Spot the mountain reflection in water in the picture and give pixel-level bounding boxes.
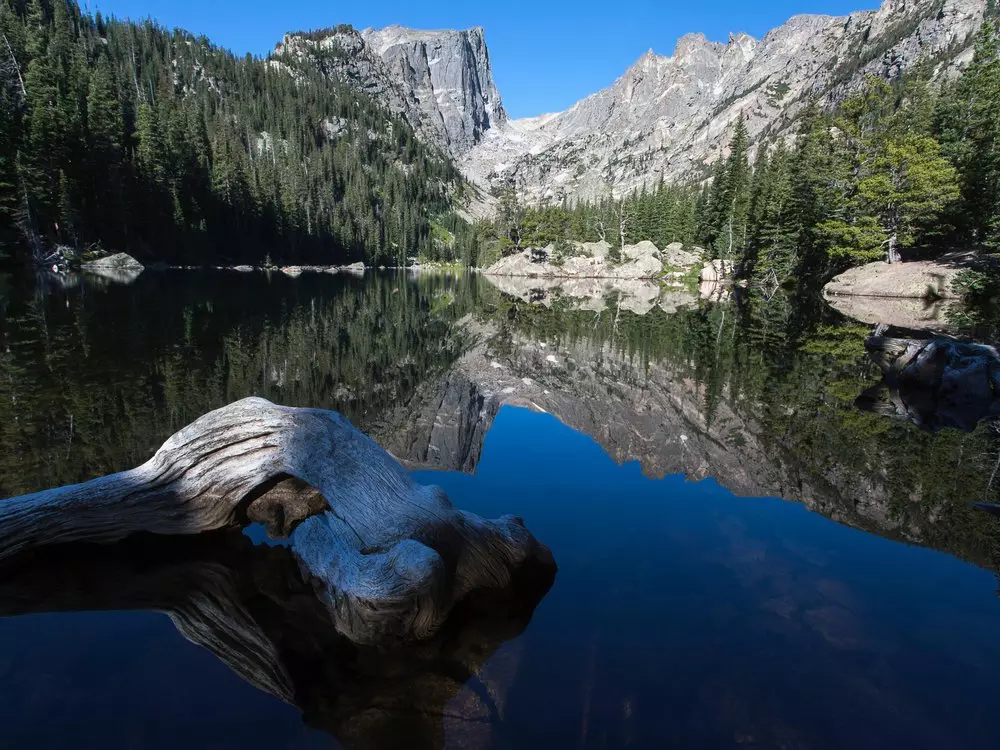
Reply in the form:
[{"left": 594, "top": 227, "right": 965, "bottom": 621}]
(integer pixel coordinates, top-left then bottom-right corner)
[{"left": 1, "top": 269, "right": 999, "bottom": 748}]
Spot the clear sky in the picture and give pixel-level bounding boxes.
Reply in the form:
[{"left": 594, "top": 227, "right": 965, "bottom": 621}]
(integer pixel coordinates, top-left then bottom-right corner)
[{"left": 85, "top": 0, "right": 878, "bottom": 118}]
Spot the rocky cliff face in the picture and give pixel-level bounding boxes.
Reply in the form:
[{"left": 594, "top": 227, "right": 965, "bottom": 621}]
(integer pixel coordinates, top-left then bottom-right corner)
[
  {"left": 278, "top": 0, "right": 987, "bottom": 204},
  {"left": 460, "top": 0, "right": 989, "bottom": 203},
  {"left": 273, "top": 25, "right": 505, "bottom": 160}
]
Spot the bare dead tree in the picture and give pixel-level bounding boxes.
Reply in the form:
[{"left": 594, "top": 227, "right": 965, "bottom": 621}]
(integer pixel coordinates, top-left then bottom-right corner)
[
  {"left": 985, "top": 420, "right": 1000, "bottom": 504},
  {"left": 128, "top": 27, "right": 143, "bottom": 101},
  {"left": 1, "top": 32, "right": 26, "bottom": 98},
  {"left": 616, "top": 198, "right": 630, "bottom": 254}
]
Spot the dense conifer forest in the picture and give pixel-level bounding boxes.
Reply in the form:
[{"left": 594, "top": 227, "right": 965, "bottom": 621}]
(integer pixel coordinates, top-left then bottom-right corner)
[
  {"left": 1, "top": 0, "right": 998, "bottom": 286},
  {"left": 484, "top": 20, "right": 1000, "bottom": 290},
  {"left": 0, "top": 0, "right": 467, "bottom": 267}
]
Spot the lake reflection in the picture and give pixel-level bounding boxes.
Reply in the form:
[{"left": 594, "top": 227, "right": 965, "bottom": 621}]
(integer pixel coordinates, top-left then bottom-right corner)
[{"left": 1, "top": 269, "right": 999, "bottom": 748}]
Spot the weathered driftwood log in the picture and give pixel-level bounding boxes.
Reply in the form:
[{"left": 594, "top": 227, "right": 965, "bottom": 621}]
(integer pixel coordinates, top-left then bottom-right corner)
[
  {"left": 857, "top": 336, "right": 1000, "bottom": 431},
  {"left": 0, "top": 397, "right": 554, "bottom": 644},
  {"left": 0, "top": 533, "right": 554, "bottom": 749}
]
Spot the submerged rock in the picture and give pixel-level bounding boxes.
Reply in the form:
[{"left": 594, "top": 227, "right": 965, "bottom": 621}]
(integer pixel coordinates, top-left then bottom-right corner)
[{"left": 857, "top": 335, "right": 1000, "bottom": 431}]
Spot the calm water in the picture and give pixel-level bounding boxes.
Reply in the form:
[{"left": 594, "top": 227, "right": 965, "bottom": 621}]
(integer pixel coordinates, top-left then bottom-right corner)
[{"left": 1, "top": 269, "right": 999, "bottom": 749}]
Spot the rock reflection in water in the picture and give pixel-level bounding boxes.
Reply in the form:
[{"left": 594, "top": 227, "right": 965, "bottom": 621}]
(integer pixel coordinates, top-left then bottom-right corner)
[
  {"left": 857, "top": 335, "right": 1000, "bottom": 432},
  {"left": 483, "top": 274, "right": 697, "bottom": 316},
  {"left": 0, "top": 531, "right": 554, "bottom": 750}
]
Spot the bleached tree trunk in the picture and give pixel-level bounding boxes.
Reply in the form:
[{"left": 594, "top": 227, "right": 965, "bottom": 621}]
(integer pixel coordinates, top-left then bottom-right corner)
[
  {"left": 1, "top": 32, "right": 26, "bottom": 97},
  {"left": 0, "top": 398, "right": 554, "bottom": 644}
]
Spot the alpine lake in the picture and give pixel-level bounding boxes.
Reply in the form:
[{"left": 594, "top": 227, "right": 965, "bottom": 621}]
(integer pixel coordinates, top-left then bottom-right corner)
[{"left": 1, "top": 268, "right": 999, "bottom": 750}]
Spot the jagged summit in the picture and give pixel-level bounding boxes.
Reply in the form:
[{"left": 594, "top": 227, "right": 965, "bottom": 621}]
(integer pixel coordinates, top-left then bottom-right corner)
[
  {"left": 281, "top": 0, "right": 989, "bottom": 205},
  {"left": 275, "top": 24, "right": 505, "bottom": 159}
]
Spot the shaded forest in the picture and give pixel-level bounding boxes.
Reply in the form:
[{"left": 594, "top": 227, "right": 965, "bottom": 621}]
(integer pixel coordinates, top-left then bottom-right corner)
[{"left": 0, "top": 0, "right": 467, "bottom": 267}]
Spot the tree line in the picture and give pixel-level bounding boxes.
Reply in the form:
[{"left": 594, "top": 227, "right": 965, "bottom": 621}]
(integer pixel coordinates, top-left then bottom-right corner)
[
  {"left": 483, "top": 20, "right": 1000, "bottom": 284},
  {"left": 0, "top": 0, "right": 468, "bottom": 267}
]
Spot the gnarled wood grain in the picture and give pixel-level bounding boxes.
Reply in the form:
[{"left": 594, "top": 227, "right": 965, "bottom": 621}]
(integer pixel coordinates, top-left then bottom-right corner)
[
  {"left": 0, "top": 397, "right": 554, "bottom": 644},
  {"left": 0, "top": 533, "right": 554, "bottom": 749}
]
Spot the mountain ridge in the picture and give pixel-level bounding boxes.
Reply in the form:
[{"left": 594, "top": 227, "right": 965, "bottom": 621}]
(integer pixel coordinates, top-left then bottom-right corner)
[{"left": 278, "top": 0, "right": 989, "bottom": 205}]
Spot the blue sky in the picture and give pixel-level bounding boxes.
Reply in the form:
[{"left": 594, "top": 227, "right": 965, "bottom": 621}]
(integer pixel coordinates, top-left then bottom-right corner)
[{"left": 87, "top": 0, "right": 877, "bottom": 118}]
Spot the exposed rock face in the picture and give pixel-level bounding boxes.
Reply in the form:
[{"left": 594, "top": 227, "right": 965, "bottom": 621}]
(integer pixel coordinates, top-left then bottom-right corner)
[
  {"left": 294, "top": 1, "right": 987, "bottom": 204},
  {"left": 361, "top": 26, "right": 506, "bottom": 155},
  {"left": 274, "top": 25, "right": 505, "bottom": 159},
  {"left": 823, "top": 256, "right": 965, "bottom": 299},
  {"left": 700, "top": 259, "right": 736, "bottom": 283},
  {"left": 460, "top": 0, "right": 987, "bottom": 203},
  {"left": 485, "top": 240, "right": 690, "bottom": 280}
]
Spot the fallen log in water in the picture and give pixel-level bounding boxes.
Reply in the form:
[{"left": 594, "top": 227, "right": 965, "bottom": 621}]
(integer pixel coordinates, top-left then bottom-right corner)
[
  {"left": 0, "top": 397, "right": 554, "bottom": 644},
  {"left": 857, "top": 336, "right": 1000, "bottom": 432},
  {"left": 0, "top": 532, "right": 554, "bottom": 749}
]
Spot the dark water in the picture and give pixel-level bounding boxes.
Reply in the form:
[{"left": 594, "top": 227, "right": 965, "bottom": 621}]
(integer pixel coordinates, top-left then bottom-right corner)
[{"left": 1, "top": 270, "right": 999, "bottom": 749}]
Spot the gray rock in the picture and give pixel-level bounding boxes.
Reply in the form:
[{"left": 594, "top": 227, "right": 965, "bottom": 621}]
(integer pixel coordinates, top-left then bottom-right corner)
[
  {"left": 485, "top": 240, "right": 665, "bottom": 279},
  {"left": 700, "top": 259, "right": 736, "bottom": 283},
  {"left": 275, "top": 25, "right": 504, "bottom": 160},
  {"left": 81, "top": 252, "right": 144, "bottom": 271},
  {"left": 663, "top": 242, "right": 703, "bottom": 268}
]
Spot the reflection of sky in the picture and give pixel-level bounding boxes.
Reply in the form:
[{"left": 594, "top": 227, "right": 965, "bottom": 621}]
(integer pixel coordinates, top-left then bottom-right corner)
[
  {"left": 1, "top": 405, "right": 999, "bottom": 748},
  {"left": 417, "top": 407, "right": 1000, "bottom": 749}
]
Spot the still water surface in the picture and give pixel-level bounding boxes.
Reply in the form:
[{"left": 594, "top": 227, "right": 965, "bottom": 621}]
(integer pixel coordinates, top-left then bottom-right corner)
[{"left": 0, "top": 270, "right": 999, "bottom": 748}]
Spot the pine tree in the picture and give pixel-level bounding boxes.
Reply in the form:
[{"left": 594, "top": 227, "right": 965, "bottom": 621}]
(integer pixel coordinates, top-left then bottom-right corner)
[{"left": 936, "top": 20, "right": 1000, "bottom": 247}]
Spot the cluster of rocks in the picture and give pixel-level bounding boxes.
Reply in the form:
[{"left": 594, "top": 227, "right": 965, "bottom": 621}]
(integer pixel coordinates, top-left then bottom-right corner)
[{"left": 484, "top": 240, "right": 704, "bottom": 280}]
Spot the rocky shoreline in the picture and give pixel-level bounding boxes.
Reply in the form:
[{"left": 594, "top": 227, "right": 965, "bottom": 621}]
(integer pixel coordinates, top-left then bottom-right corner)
[
  {"left": 483, "top": 240, "right": 705, "bottom": 280},
  {"left": 821, "top": 252, "right": 980, "bottom": 330}
]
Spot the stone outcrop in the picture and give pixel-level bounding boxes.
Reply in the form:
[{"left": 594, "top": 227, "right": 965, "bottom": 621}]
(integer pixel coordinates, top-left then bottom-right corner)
[
  {"left": 823, "top": 257, "right": 964, "bottom": 300},
  {"left": 81, "top": 252, "right": 144, "bottom": 271},
  {"left": 80, "top": 253, "right": 145, "bottom": 284},
  {"left": 699, "top": 259, "right": 736, "bottom": 283},
  {"left": 295, "top": 2, "right": 988, "bottom": 205},
  {"left": 274, "top": 25, "right": 505, "bottom": 159},
  {"left": 459, "top": 0, "right": 988, "bottom": 203},
  {"left": 484, "top": 240, "right": 696, "bottom": 280},
  {"left": 361, "top": 26, "right": 506, "bottom": 155}
]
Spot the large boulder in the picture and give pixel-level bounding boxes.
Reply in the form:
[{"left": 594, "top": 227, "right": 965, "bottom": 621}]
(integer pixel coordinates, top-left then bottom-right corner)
[
  {"left": 572, "top": 240, "right": 612, "bottom": 261},
  {"left": 622, "top": 240, "right": 662, "bottom": 262},
  {"left": 663, "top": 242, "right": 703, "bottom": 268},
  {"left": 824, "top": 258, "right": 962, "bottom": 299},
  {"left": 700, "top": 259, "right": 735, "bottom": 283},
  {"left": 81, "top": 252, "right": 144, "bottom": 271}
]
